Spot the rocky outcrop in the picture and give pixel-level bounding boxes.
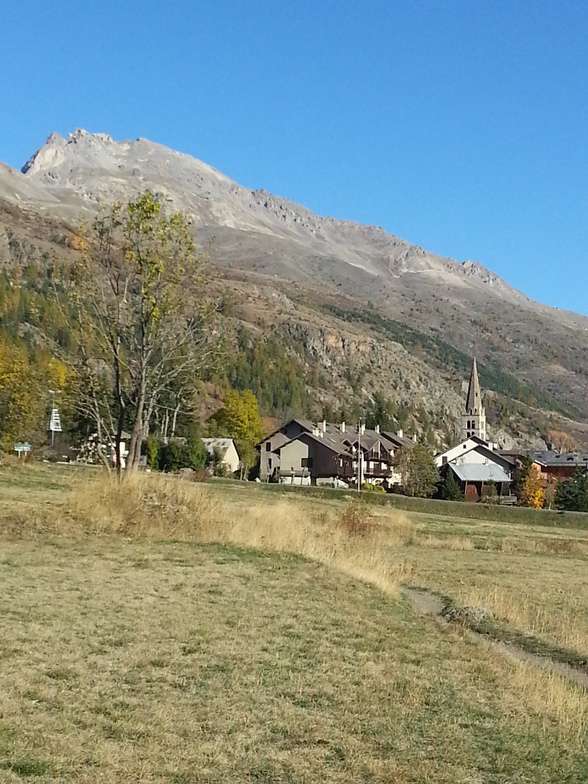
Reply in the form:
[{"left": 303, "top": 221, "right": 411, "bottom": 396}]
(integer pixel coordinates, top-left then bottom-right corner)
[{"left": 0, "top": 129, "right": 586, "bottom": 436}]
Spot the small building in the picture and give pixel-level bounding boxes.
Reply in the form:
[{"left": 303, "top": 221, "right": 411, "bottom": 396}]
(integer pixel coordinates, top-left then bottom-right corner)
[
  {"left": 436, "top": 437, "right": 514, "bottom": 502},
  {"left": 531, "top": 451, "right": 588, "bottom": 483},
  {"left": 201, "top": 438, "right": 240, "bottom": 475}
]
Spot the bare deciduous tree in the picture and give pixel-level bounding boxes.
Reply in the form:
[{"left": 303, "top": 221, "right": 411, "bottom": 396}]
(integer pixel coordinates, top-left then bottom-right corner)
[{"left": 69, "top": 191, "right": 215, "bottom": 478}]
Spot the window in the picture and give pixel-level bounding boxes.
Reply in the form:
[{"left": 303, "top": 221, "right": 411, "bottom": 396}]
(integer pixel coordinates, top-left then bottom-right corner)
[
  {"left": 265, "top": 442, "right": 271, "bottom": 452},
  {"left": 268, "top": 458, "right": 272, "bottom": 469},
  {"left": 301, "top": 457, "right": 314, "bottom": 469}
]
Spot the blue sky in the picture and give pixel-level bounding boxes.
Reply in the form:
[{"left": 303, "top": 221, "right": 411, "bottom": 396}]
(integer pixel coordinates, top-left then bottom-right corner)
[{"left": 1, "top": 0, "right": 587, "bottom": 315}]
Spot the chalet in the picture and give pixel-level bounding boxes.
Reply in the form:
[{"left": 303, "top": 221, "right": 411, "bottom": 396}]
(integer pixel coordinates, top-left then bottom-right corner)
[
  {"left": 531, "top": 451, "right": 588, "bottom": 482},
  {"left": 341, "top": 425, "right": 405, "bottom": 487},
  {"left": 258, "top": 419, "right": 408, "bottom": 487},
  {"left": 278, "top": 426, "right": 353, "bottom": 486},
  {"left": 497, "top": 450, "right": 588, "bottom": 488},
  {"left": 258, "top": 417, "right": 315, "bottom": 482}
]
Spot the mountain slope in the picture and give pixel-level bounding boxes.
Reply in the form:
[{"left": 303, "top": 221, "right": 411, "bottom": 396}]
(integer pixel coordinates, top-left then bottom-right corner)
[{"left": 1, "top": 129, "right": 587, "bottom": 441}]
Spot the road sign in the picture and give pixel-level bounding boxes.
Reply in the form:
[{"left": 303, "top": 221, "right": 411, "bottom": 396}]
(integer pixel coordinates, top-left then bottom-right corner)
[{"left": 14, "top": 443, "right": 31, "bottom": 458}]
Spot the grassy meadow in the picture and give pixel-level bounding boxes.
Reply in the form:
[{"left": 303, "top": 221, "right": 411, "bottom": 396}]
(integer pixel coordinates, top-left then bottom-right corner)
[{"left": 1, "top": 461, "right": 587, "bottom": 782}]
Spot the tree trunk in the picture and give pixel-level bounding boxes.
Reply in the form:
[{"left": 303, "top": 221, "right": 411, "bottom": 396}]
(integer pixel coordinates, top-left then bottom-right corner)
[
  {"left": 171, "top": 401, "right": 181, "bottom": 438},
  {"left": 161, "top": 409, "right": 169, "bottom": 441},
  {"left": 94, "top": 415, "right": 111, "bottom": 476},
  {"left": 125, "top": 375, "right": 147, "bottom": 477}
]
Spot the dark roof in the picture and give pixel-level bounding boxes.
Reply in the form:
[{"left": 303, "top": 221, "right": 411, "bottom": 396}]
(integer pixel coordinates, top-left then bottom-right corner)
[
  {"left": 260, "top": 418, "right": 406, "bottom": 453},
  {"left": 272, "top": 422, "right": 406, "bottom": 459},
  {"left": 257, "top": 416, "right": 315, "bottom": 446},
  {"left": 531, "top": 451, "right": 588, "bottom": 468},
  {"left": 470, "top": 435, "right": 490, "bottom": 446},
  {"left": 382, "top": 431, "right": 413, "bottom": 448},
  {"left": 276, "top": 429, "right": 350, "bottom": 457},
  {"left": 291, "top": 417, "right": 316, "bottom": 431}
]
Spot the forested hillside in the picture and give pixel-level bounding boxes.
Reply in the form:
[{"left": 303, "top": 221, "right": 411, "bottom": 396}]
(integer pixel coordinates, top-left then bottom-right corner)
[
  {"left": 1, "top": 128, "right": 587, "bottom": 452},
  {"left": 1, "top": 233, "right": 584, "bottom": 456}
]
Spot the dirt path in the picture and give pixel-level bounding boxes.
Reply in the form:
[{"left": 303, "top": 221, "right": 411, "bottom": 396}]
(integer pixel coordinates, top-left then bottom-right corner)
[{"left": 402, "top": 586, "right": 588, "bottom": 690}]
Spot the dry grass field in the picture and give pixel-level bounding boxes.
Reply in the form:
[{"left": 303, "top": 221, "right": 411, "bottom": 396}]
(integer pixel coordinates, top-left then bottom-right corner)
[{"left": 1, "top": 462, "right": 587, "bottom": 782}]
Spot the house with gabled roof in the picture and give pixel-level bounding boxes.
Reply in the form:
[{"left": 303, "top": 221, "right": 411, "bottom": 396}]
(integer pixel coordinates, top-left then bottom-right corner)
[
  {"left": 530, "top": 451, "right": 588, "bottom": 482},
  {"left": 258, "top": 419, "right": 407, "bottom": 487},
  {"left": 258, "top": 417, "right": 315, "bottom": 482},
  {"left": 201, "top": 437, "right": 240, "bottom": 475},
  {"left": 435, "top": 436, "right": 514, "bottom": 502},
  {"left": 277, "top": 426, "right": 354, "bottom": 486}
]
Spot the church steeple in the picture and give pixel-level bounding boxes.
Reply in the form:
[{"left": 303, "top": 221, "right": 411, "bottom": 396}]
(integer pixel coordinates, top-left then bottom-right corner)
[
  {"left": 465, "top": 357, "right": 482, "bottom": 415},
  {"left": 462, "top": 357, "right": 486, "bottom": 442}
]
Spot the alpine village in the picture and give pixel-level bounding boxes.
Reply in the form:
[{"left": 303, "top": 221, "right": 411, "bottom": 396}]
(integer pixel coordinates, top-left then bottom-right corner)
[{"left": 1, "top": 131, "right": 587, "bottom": 515}]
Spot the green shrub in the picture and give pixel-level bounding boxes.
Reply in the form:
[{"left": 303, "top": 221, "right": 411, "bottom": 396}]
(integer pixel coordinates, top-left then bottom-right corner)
[{"left": 361, "top": 482, "right": 387, "bottom": 493}]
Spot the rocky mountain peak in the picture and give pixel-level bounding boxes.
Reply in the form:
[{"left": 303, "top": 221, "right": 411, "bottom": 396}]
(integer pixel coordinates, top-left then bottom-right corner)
[
  {"left": 6, "top": 128, "right": 588, "bottom": 331},
  {"left": 21, "top": 131, "right": 65, "bottom": 174},
  {"left": 2, "top": 127, "right": 588, "bottom": 435},
  {"left": 21, "top": 128, "right": 121, "bottom": 176}
]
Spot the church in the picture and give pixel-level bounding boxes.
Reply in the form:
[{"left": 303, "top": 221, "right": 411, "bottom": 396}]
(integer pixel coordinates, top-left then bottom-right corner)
[
  {"left": 435, "top": 358, "right": 514, "bottom": 502},
  {"left": 462, "top": 357, "right": 486, "bottom": 442}
]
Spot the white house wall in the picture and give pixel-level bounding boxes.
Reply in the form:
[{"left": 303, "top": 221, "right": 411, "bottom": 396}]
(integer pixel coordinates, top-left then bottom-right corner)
[
  {"left": 435, "top": 439, "right": 483, "bottom": 467},
  {"left": 224, "top": 443, "right": 241, "bottom": 474},
  {"left": 436, "top": 441, "right": 512, "bottom": 476}
]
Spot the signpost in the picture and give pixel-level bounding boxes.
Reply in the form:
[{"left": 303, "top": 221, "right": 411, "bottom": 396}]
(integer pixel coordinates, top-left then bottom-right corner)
[{"left": 14, "top": 443, "right": 31, "bottom": 459}]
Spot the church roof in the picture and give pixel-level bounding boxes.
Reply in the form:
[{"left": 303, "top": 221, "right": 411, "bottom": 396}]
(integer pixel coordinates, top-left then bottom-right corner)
[
  {"left": 465, "top": 357, "right": 483, "bottom": 415},
  {"left": 449, "top": 463, "right": 511, "bottom": 484}
]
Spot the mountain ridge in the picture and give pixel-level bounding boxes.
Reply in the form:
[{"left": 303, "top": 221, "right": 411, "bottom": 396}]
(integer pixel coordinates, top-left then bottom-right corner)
[
  {"left": 1, "top": 129, "right": 587, "bottom": 442},
  {"left": 11, "top": 129, "right": 586, "bottom": 324}
]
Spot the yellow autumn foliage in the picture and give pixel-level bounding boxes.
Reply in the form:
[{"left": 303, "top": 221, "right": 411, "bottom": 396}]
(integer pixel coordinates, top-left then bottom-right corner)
[
  {"left": 0, "top": 340, "right": 75, "bottom": 452},
  {"left": 521, "top": 463, "right": 546, "bottom": 509}
]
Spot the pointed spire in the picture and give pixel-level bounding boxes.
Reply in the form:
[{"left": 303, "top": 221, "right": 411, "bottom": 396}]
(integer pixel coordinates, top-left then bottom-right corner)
[{"left": 465, "top": 357, "right": 482, "bottom": 415}]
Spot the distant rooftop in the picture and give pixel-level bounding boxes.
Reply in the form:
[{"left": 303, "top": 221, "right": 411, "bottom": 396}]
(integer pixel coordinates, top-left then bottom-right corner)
[{"left": 531, "top": 451, "right": 588, "bottom": 467}]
